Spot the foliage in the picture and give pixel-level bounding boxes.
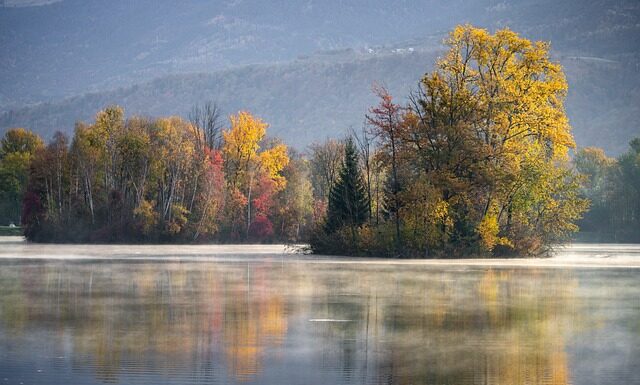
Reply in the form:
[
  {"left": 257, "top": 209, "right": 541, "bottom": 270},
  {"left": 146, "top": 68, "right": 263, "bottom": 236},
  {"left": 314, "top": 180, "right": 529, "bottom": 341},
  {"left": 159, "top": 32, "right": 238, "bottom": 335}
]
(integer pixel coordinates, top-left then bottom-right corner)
[
  {"left": 366, "top": 86, "right": 404, "bottom": 247},
  {"left": 575, "top": 139, "right": 640, "bottom": 242},
  {"left": 9, "top": 24, "right": 630, "bottom": 256},
  {"left": 308, "top": 140, "right": 344, "bottom": 198},
  {"left": 2, "top": 0, "right": 638, "bottom": 160},
  {"left": 273, "top": 153, "right": 314, "bottom": 242},
  {"left": 323, "top": 138, "right": 370, "bottom": 242},
  {"left": 20, "top": 107, "right": 298, "bottom": 243},
  {"left": 310, "top": 25, "right": 589, "bottom": 257},
  {"left": 0, "top": 128, "right": 44, "bottom": 225},
  {"left": 220, "top": 112, "right": 290, "bottom": 241}
]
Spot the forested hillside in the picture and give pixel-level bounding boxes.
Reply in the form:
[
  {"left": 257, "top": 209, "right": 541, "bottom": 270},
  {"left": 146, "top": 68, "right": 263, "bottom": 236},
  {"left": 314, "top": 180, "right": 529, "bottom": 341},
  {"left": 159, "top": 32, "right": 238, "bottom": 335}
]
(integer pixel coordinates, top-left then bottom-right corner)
[
  {"left": 1, "top": 0, "right": 638, "bottom": 153},
  {"left": 0, "top": 49, "right": 438, "bottom": 148},
  {"left": 2, "top": 0, "right": 637, "bottom": 107},
  {"left": 1, "top": 48, "right": 638, "bottom": 153}
]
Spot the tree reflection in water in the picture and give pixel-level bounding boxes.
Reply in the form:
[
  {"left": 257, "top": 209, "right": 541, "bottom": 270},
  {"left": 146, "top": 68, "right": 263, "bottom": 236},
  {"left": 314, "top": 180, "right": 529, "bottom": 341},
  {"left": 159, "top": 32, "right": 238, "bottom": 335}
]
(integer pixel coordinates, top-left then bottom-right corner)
[{"left": 0, "top": 261, "right": 638, "bottom": 384}]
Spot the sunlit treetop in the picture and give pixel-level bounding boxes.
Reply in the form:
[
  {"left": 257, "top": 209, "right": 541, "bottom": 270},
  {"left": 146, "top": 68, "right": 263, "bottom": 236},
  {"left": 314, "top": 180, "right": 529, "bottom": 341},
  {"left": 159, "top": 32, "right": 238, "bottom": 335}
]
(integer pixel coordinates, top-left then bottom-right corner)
[
  {"left": 222, "top": 111, "right": 268, "bottom": 167},
  {"left": 430, "top": 24, "right": 573, "bottom": 160},
  {"left": 0, "top": 127, "right": 44, "bottom": 158}
]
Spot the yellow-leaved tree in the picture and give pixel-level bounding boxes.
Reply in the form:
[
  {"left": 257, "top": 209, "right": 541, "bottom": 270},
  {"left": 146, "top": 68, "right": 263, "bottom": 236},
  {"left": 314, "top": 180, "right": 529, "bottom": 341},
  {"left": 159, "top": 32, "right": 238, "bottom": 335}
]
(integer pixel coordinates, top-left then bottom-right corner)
[
  {"left": 397, "top": 25, "right": 588, "bottom": 256},
  {"left": 222, "top": 111, "right": 268, "bottom": 189},
  {"left": 221, "top": 111, "right": 289, "bottom": 239}
]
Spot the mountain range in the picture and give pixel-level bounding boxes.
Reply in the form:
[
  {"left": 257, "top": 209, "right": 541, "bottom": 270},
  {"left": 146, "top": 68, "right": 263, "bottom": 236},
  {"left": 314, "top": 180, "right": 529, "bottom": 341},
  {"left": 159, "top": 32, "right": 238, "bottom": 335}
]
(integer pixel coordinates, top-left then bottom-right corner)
[{"left": 1, "top": 0, "right": 638, "bottom": 153}]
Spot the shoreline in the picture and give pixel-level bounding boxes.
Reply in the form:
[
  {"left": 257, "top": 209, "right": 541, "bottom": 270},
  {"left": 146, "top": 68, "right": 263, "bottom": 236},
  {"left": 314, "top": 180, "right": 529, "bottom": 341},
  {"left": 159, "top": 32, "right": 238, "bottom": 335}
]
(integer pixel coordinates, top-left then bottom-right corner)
[{"left": 1, "top": 236, "right": 639, "bottom": 268}]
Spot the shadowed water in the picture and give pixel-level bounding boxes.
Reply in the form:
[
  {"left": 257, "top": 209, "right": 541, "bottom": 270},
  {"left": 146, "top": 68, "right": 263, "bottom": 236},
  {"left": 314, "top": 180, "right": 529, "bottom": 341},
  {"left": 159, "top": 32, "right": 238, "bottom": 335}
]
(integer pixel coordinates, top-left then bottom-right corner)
[{"left": 0, "top": 238, "right": 638, "bottom": 385}]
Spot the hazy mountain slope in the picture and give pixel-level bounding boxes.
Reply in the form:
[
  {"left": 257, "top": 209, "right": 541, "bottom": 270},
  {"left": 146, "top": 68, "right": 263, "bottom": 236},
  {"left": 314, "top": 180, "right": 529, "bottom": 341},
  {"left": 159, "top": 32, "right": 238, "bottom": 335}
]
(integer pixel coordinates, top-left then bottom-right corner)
[
  {"left": 1, "top": 0, "right": 638, "bottom": 153},
  {"left": 562, "top": 58, "right": 640, "bottom": 154},
  {"left": 0, "top": 0, "right": 477, "bottom": 107},
  {"left": 1, "top": 48, "right": 637, "bottom": 154},
  {"left": 2, "top": 0, "right": 62, "bottom": 6},
  {"left": 0, "top": 50, "right": 437, "bottom": 146},
  {"left": 1, "top": 0, "right": 638, "bottom": 108}
]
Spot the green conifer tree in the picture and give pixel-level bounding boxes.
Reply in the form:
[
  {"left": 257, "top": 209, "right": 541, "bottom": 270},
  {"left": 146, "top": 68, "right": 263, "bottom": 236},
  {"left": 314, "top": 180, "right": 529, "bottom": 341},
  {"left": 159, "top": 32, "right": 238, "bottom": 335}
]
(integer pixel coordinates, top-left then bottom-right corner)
[{"left": 325, "top": 138, "right": 370, "bottom": 234}]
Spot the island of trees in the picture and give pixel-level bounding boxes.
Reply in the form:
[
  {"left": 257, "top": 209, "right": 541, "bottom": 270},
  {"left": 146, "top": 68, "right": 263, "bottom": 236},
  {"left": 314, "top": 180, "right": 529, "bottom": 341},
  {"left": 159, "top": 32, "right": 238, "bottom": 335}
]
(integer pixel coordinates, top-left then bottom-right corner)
[{"left": 0, "top": 25, "right": 638, "bottom": 256}]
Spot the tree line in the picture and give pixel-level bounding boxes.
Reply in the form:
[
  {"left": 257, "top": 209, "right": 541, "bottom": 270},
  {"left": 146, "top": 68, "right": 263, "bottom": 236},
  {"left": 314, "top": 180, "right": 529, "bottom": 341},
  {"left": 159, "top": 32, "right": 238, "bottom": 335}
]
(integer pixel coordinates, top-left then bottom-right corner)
[
  {"left": 310, "top": 25, "right": 592, "bottom": 257},
  {"left": 10, "top": 106, "right": 313, "bottom": 243},
  {"left": 0, "top": 25, "right": 637, "bottom": 254},
  {"left": 574, "top": 141, "right": 640, "bottom": 242}
]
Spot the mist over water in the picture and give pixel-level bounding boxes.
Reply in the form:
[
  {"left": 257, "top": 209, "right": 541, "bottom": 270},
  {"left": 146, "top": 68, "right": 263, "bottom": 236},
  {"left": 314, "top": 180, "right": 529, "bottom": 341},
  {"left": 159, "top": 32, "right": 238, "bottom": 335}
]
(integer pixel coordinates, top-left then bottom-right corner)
[{"left": 0, "top": 238, "right": 638, "bottom": 384}]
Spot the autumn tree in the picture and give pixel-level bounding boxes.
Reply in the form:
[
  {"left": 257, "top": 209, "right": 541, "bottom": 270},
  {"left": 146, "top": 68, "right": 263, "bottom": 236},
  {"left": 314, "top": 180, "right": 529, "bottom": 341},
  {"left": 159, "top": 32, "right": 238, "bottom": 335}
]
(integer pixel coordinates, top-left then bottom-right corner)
[
  {"left": 221, "top": 111, "right": 289, "bottom": 240},
  {"left": 24, "top": 107, "right": 211, "bottom": 241},
  {"left": 22, "top": 132, "right": 70, "bottom": 240},
  {"left": 308, "top": 138, "right": 345, "bottom": 225},
  {"left": 19, "top": 106, "right": 304, "bottom": 243},
  {"left": 273, "top": 152, "right": 314, "bottom": 241},
  {"left": 575, "top": 139, "right": 640, "bottom": 242},
  {"left": 310, "top": 25, "right": 588, "bottom": 257},
  {"left": 1, "top": 128, "right": 44, "bottom": 155},
  {"left": 402, "top": 25, "right": 587, "bottom": 256},
  {"left": 349, "top": 125, "right": 377, "bottom": 222},
  {"left": 189, "top": 101, "right": 223, "bottom": 151},
  {"left": 574, "top": 147, "right": 615, "bottom": 235},
  {"left": 613, "top": 138, "right": 640, "bottom": 239},
  {"left": 0, "top": 128, "right": 44, "bottom": 225},
  {"left": 190, "top": 147, "right": 225, "bottom": 240},
  {"left": 308, "top": 139, "right": 344, "bottom": 202},
  {"left": 575, "top": 148, "right": 615, "bottom": 201},
  {"left": 366, "top": 86, "right": 404, "bottom": 246}
]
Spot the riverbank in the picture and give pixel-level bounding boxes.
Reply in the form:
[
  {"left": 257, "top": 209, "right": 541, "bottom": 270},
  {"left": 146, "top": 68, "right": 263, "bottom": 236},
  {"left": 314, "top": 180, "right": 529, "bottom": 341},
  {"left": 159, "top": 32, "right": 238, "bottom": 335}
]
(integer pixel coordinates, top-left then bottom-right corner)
[{"left": 1, "top": 236, "right": 639, "bottom": 268}]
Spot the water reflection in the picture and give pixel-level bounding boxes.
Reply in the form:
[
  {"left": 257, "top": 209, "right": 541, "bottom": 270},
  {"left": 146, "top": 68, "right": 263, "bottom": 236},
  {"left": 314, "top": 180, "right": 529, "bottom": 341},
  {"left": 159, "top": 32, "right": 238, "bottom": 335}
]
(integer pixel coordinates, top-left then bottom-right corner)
[{"left": 0, "top": 260, "right": 638, "bottom": 384}]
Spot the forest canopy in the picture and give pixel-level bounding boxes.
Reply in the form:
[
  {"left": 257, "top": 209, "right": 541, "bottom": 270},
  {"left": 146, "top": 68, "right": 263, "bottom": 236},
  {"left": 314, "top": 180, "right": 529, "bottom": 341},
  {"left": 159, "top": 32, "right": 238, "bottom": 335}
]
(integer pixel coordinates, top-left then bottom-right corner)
[
  {"left": 18, "top": 107, "right": 312, "bottom": 243},
  {"left": 1, "top": 25, "right": 637, "bottom": 256},
  {"left": 574, "top": 140, "right": 640, "bottom": 242},
  {"left": 311, "top": 25, "right": 590, "bottom": 257}
]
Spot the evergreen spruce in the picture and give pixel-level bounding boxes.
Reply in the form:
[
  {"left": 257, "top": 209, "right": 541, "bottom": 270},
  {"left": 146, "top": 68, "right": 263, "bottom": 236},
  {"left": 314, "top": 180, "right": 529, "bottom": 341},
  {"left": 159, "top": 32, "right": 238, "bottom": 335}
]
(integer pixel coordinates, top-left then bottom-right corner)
[{"left": 325, "top": 138, "right": 370, "bottom": 233}]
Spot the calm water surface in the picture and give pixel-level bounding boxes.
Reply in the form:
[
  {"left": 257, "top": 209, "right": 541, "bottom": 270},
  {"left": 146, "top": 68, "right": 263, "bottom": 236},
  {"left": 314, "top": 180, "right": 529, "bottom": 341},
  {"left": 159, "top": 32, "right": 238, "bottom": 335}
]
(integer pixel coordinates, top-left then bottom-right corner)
[{"left": 0, "top": 238, "right": 638, "bottom": 385}]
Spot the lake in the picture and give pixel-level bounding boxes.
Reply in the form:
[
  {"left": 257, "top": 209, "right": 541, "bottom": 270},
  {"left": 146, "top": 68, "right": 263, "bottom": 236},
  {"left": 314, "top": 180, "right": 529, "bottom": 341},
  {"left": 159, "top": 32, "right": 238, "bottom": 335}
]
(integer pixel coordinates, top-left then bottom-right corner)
[{"left": 0, "top": 237, "right": 638, "bottom": 385}]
